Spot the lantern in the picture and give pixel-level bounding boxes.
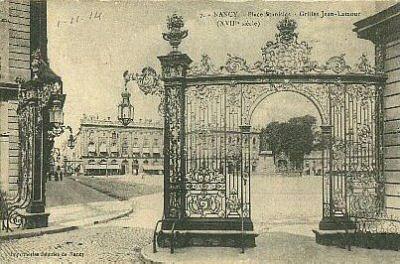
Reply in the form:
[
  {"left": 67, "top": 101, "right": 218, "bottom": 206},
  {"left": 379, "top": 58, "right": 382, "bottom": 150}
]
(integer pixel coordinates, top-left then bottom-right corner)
[
  {"left": 48, "top": 99, "right": 64, "bottom": 127},
  {"left": 67, "top": 134, "right": 75, "bottom": 149},
  {"left": 118, "top": 87, "right": 134, "bottom": 126}
]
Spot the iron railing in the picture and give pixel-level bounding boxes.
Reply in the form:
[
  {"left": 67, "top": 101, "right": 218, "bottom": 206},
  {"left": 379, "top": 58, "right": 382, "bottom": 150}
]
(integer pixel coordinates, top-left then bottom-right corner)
[{"left": 0, "top": 191, "right": 28, "bottom": 232}]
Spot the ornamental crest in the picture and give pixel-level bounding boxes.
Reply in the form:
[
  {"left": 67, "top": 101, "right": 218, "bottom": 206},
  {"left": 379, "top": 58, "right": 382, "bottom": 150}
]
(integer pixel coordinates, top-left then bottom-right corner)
[{"left": 261, "top": 17, "right": 315, "bottom": 74}]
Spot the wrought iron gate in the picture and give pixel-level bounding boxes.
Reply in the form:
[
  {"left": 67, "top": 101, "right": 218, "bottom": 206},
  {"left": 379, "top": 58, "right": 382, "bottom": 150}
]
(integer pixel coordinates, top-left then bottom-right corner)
[
  {"left": 129, "top": 15, "right": 386, "bottom": 248},
  {"left": 1, "top": 50, "right": 65, "bottom": 232}
]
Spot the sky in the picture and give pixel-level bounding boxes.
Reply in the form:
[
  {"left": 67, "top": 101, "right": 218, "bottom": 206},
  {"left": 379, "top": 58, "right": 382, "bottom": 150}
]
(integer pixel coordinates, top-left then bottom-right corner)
[
  {"left": 46, "top": 0, "right": 387, "bottom": 137},
  {"left": 251, "top": 92, "right": 321, "bottom": 128}
]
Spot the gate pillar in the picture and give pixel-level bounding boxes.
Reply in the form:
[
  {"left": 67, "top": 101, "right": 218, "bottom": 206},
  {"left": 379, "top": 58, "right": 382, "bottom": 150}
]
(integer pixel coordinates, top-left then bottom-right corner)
[
  {"left": 17, "top": 50, "right": 65, "bottom": 229},
  {"left": 158, "top": 52, "right": 192, "bottom": 223}
]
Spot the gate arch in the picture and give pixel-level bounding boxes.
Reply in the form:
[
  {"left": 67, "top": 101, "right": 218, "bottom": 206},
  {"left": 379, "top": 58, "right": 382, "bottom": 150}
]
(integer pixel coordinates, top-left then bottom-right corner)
[
  {"left": 246, "top": 83, "right": 328, "bottom": 126},
  {"left": 128, "top": 15, "right": 386, "bottom": 249}
]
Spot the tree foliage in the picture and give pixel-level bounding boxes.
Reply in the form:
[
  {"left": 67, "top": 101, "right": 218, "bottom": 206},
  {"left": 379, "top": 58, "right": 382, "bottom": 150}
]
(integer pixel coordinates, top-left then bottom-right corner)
[{"left": 260, "top": 115, "right": 318, "bottom": 169}]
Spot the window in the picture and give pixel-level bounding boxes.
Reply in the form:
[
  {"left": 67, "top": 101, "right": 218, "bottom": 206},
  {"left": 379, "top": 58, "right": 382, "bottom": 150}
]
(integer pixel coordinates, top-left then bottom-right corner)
[
  {"left": 122, "top": 140, "right": 128, "bottom": 157},
  {"left": 99, "top": 142, "right": 107, "bottom": 154},
  {"left": 110, "top": 143, "right": 118, "bottom": 157},
  {"left": 88, "top": 142, "right": 96, "bottom": 156},
  {"left": 153, "top": 138, "right": 159, "bottom": 146},
  {"left": 111, "top": 131, "right": 118, "bottom": 141},
  {"left": 143, "top": 138, "right": 149, "bottom": 147},
  {"left": 133, "top": 138, "right": 139, "bottom": 147}
]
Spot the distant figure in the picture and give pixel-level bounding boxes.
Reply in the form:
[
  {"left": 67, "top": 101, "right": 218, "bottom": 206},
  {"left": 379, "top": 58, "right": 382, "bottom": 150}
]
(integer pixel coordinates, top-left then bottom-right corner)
[
  {"left": 60, "top": 171, "right": 63, "bottom": 181},
  {"left": 55, "top": 165, "right": 61, "bottom": 181},
  {"left": 54, "top": 171, "right": 59, "bottom": 181},
  {"left": 48, "top": 172, "right": 52, "bottom": 181}
]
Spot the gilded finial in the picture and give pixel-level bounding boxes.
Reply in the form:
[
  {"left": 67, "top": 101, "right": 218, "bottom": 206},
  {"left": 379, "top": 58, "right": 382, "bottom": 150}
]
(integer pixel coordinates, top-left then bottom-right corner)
[{"left": 162, "top": 14, "right": 188, "bottom": 53}]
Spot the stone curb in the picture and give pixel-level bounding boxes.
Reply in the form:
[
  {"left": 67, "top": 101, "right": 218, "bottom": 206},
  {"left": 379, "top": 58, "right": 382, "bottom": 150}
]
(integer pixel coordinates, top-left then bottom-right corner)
[
  {"left": 93, "top": 208, "right": 134, "bottom": 225},
  {"left": 0, "top": 225, "right": 78, "bottom": 241},
  {"left": 0, "top": 203, "right": 135, "bottom": 241}
]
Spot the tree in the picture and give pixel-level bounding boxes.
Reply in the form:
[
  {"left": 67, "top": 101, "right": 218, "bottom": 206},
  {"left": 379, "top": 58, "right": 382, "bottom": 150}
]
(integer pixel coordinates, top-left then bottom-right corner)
[{"left": 260, "top": 115, "right": 317, "bottom": 170}]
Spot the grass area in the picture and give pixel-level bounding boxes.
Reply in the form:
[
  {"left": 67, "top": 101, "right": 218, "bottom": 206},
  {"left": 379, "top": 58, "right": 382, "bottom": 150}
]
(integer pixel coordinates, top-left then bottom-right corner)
[{"left": 72, "top": 176, "right": 163, "bottom": 201}]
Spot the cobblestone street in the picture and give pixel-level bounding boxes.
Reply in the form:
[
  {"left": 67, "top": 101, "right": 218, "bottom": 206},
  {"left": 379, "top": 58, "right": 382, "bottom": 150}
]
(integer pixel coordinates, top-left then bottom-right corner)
[{"left": 0, "top": 226, "right": 152, "bottom": 264}]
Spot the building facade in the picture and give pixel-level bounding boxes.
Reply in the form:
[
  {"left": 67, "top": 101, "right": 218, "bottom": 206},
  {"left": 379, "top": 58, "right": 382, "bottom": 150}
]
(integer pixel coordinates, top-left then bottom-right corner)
[
  {"left": 77, "top": 115, "right": 164, "bottom": 176},
  {"left": 65, "top": 115, "right": 263, "bottom": 177},
  {"left": 354, "top": 3, "right": 400, "bottom": 216}
]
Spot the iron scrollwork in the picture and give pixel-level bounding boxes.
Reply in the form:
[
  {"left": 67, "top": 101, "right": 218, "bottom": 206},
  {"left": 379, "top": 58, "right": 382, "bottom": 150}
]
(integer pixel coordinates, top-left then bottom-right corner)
[
  {"left": 123, "top": 67, "right": 165, "bottom": 115},
  {"left": 241, "top": 83, "right": 330, "bottom": 126},
  {"left": 187, "top": 17, "right": 377, "bottom": 77},
  {"left": 1, "top": 49, "right": 65, "bottom": 232}
]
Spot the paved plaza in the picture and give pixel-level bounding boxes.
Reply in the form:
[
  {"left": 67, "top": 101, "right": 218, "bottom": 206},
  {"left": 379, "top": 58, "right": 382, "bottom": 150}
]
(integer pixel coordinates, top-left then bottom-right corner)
[
  {"left": 2, "top": 175, "right": 400, "bottom": 263},
  {"left": 1, "top": 226, "right": 152, "bottom": 264},
  {"left": 46, "top": 178, "right": 115, "bottom": 207}
]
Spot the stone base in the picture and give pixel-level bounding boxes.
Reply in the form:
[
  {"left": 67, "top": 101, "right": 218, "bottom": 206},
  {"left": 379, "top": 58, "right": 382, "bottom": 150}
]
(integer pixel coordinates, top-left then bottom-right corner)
[
  {"left": 21, "top": 212, "right": 50, "bottom": 229},
  {"left": 313, "top": 229, "right": 355, "bottom": 249},
  {"left": 314, "top": 229, "right": 400, "bottom": 250},
  {"left": 157, "top": 218, "right": 257, "bottom": 248},
  {"left": 318, "top": 217, "right": 356, "bottom": 230},
  {"left": 158, "top": 231, "right": 257, "bottom": 248}
]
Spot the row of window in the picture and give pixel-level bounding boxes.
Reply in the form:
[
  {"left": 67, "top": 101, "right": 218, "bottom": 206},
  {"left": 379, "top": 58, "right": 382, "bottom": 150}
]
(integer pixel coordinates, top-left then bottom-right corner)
[
  {"left": 87, "top": 152, "right": 162, "bottom": 158},
  {"left": 87, "top": 159, "right": 161, "bottom": 165},
  {"left": 88, "top": 132, "right": 162, "bottom": 145}
]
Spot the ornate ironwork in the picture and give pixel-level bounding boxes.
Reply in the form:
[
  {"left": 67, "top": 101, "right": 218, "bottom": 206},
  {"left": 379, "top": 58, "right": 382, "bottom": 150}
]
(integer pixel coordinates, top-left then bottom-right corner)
[
  {"left": 135, "top": 14, "right": 387, "bottom": 249},
  {"left": 124, "top": 67, "right": 163, "bottom": 96},
  {"left": 123, "top": 67, "right": 165, "bottom": 115},
  {"left": 187, "top": 18, "right": 375, "bottom": 77},
  {"left": 261, "top": 17, "right": 315, "bottom": 74},
  {"left": 1, "top": 49, "right": 65, "bottom": 232},
  {"left": 187, "top": 55, "right": 222, "bottom": 76},
  {"left": 355, "top": 212, "right": 400, "bottom": 235}
]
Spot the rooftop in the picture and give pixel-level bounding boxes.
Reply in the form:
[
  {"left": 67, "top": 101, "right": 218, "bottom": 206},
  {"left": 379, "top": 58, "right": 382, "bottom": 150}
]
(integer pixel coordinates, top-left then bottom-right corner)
[{"left": 80, "top": 114, "right": 163, "bottom": 128}]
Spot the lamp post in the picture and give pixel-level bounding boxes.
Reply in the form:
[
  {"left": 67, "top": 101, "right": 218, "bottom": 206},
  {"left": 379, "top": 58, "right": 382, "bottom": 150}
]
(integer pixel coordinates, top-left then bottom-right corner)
[{"left": 65, "top": 126, "right": 78, "bottom": 149}]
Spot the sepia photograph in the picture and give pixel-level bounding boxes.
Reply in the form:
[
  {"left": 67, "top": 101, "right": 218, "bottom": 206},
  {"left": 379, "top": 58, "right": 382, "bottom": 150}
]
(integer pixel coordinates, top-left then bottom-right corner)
[{"left": 0, "top": 0, "right": 399, "bottom": 263}]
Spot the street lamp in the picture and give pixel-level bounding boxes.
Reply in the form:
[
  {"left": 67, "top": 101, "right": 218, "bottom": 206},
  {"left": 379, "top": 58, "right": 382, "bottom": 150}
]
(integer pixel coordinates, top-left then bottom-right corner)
[
  {"left": 48, "top": 97, "right": 64, "bottom": 126},
  {"left": 65, "top": 126, "right": 79, "bottom": 149},
  {"left": 67, "top": 134, "right": 76, "bottom": 149},
  {"left": 118, "top": 77, "right": 134, "bottom": 126}
]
